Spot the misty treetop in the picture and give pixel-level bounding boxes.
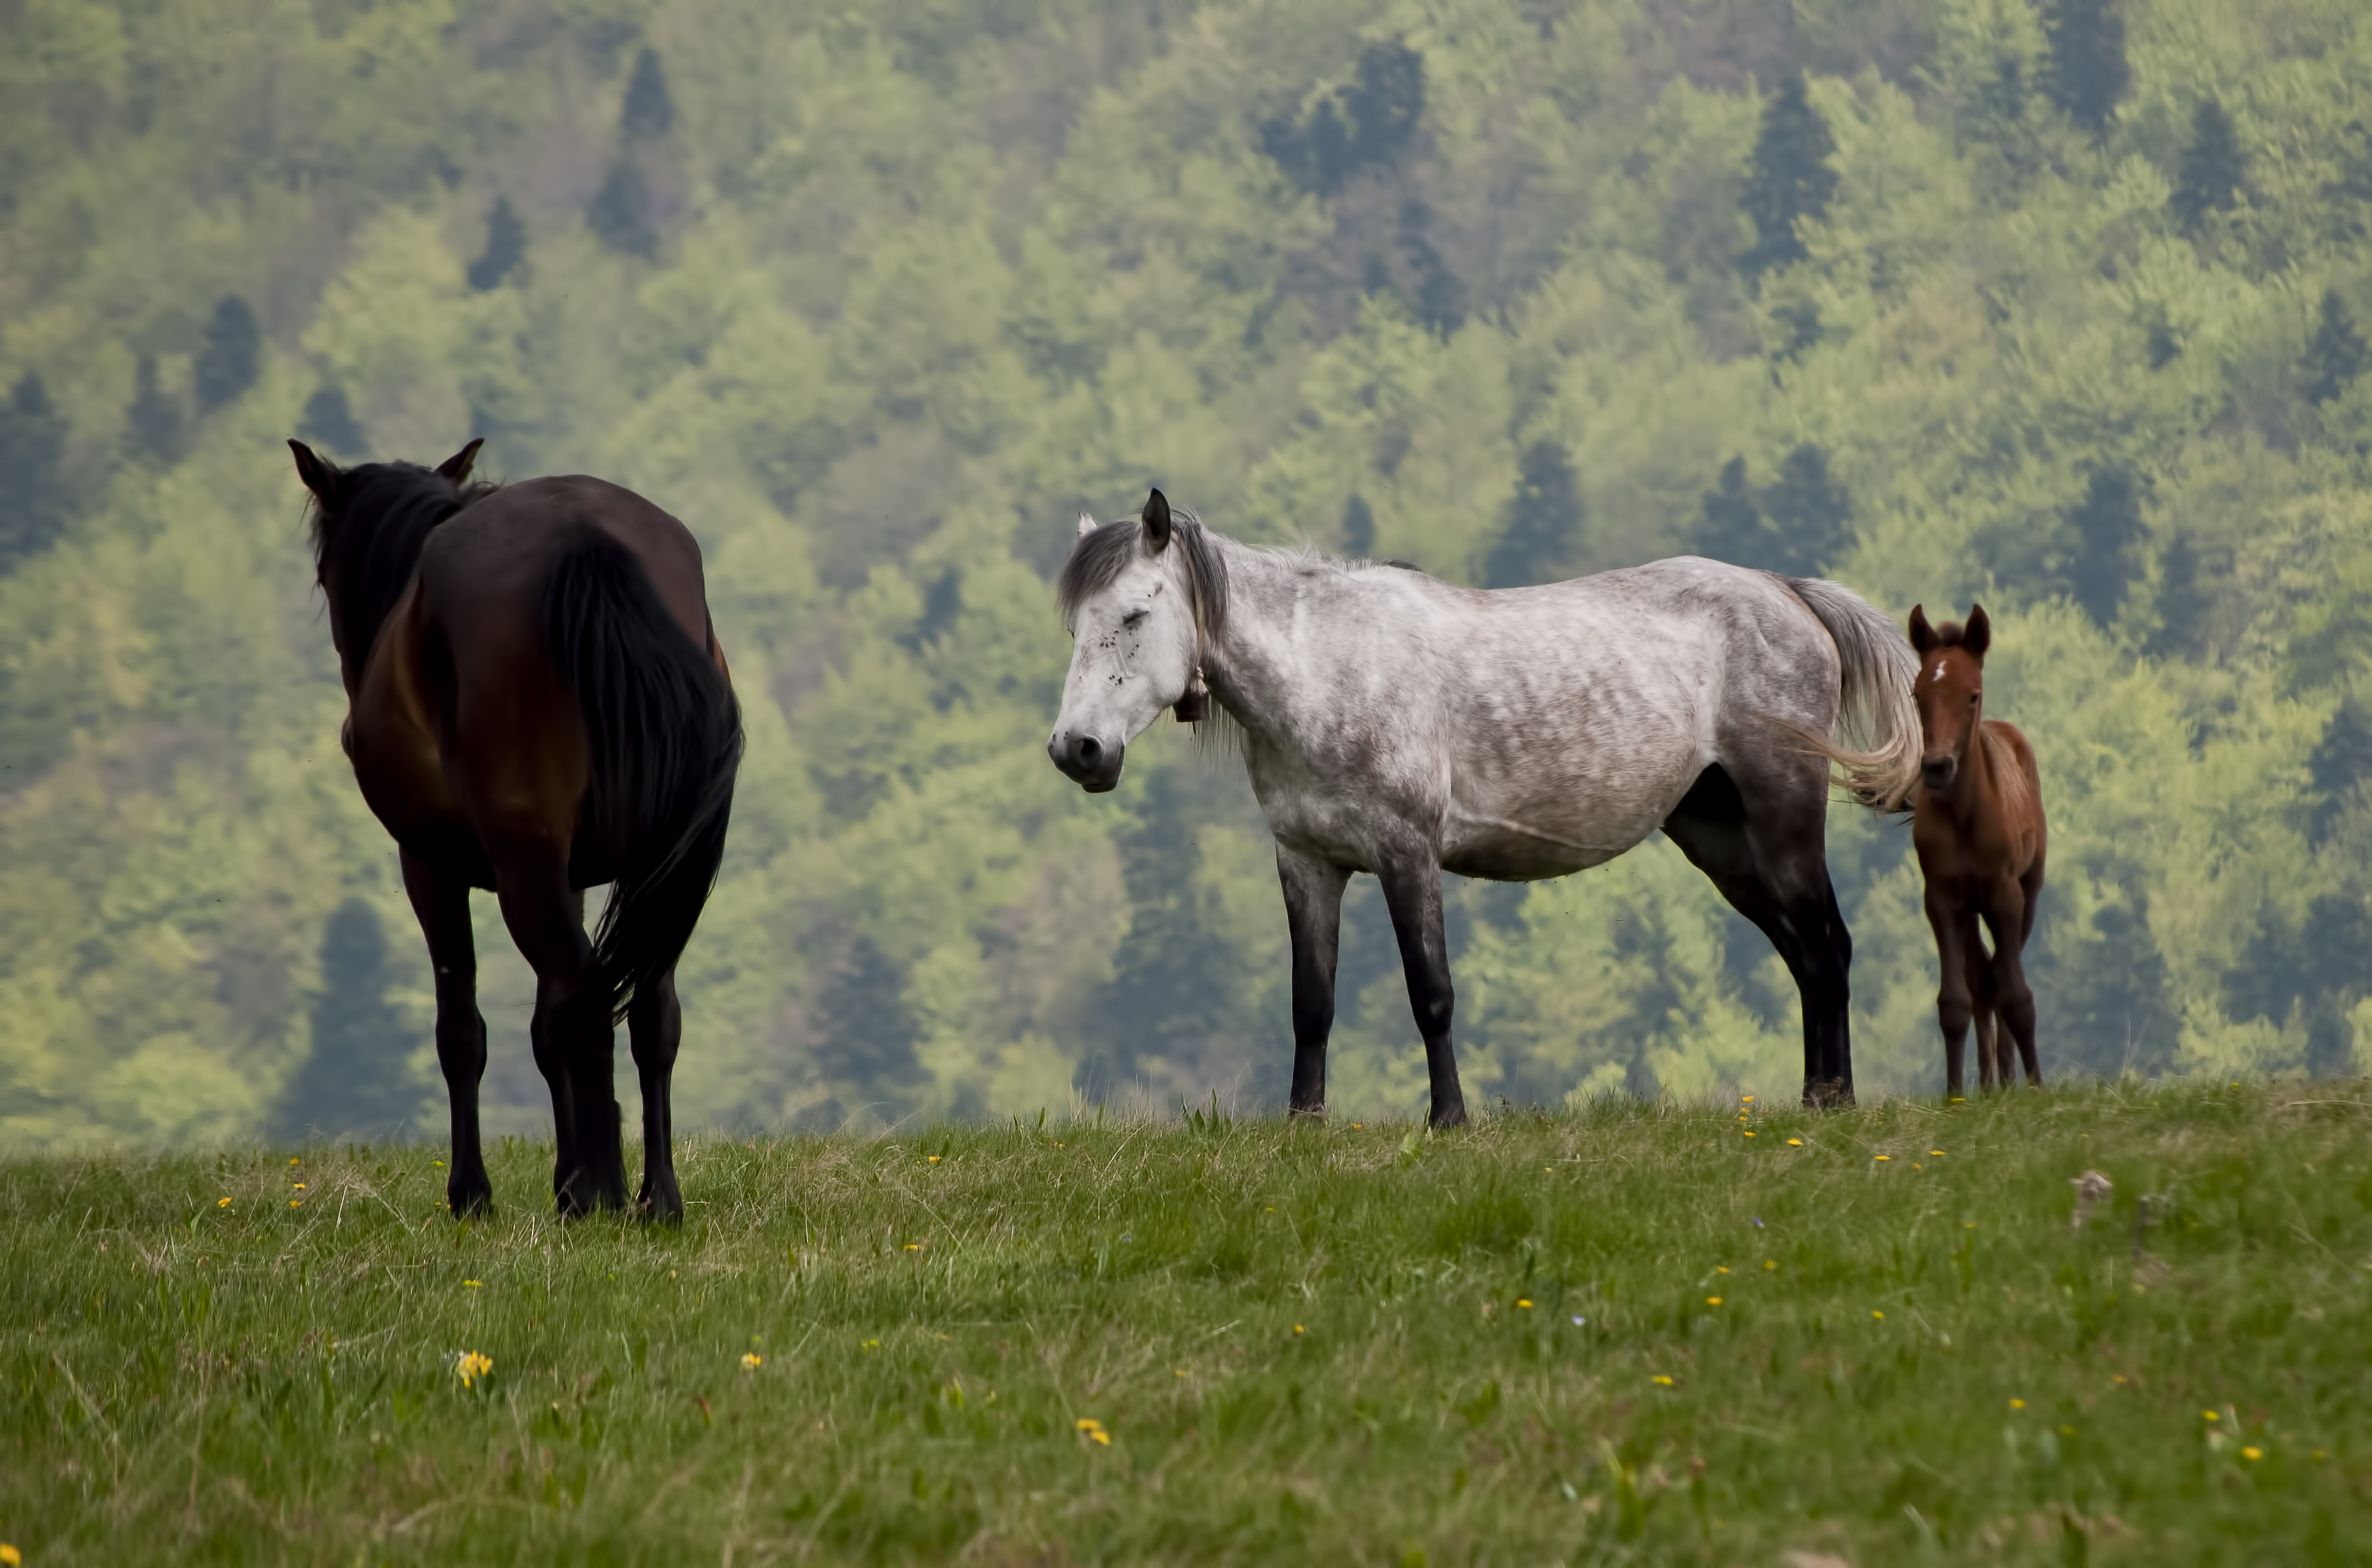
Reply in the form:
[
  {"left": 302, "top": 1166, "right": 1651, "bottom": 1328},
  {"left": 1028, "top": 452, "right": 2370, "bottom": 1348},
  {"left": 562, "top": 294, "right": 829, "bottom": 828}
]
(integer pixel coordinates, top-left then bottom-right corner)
[{"left": 1, "top": 0, "right": 2370, "bottom": 1144}]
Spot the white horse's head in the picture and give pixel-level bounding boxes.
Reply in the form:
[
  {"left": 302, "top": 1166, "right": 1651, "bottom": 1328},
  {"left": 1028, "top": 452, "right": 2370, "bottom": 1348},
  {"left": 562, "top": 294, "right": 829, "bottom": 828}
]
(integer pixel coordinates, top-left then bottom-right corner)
[{"left": 1047, "top": 488, "right": 1224, "bottom": 792}]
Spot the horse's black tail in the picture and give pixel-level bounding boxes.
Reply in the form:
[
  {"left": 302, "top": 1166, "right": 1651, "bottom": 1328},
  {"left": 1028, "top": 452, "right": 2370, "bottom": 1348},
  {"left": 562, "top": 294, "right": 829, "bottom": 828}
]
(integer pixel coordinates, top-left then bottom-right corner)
[{"left": 541, "top": 531, "right": 743, "bottom": 1021}]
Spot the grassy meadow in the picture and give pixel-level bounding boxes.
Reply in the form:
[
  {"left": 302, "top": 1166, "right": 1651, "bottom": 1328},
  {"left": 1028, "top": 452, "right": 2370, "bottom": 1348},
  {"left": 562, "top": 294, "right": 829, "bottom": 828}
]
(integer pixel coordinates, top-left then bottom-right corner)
[{"left": 5, "top": 1080, "right": 2371, "bottom": 1565}]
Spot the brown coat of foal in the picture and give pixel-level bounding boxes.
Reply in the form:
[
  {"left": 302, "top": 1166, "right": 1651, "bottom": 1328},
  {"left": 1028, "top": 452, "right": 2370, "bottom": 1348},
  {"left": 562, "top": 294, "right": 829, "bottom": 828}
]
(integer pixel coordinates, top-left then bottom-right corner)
[{"left": 1908, "top": 604, "right": 2046, "bottom": 1096}]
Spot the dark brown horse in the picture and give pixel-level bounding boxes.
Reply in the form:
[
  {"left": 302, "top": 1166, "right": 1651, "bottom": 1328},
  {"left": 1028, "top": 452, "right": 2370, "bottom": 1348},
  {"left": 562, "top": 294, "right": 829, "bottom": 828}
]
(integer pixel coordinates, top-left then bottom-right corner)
[
  {"left": 289, "top": 438, "right": 741, "bottom": 1219},
  {"left": 1909, "top": 603, "right": 2045, "bottom": 1097}
]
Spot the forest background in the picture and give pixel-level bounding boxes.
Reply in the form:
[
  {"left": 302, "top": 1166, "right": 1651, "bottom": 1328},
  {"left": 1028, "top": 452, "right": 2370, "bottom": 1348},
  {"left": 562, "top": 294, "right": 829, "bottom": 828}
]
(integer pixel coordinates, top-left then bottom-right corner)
[{"left": 3, "top": 0, "right": 2371, "bottom": 1145}]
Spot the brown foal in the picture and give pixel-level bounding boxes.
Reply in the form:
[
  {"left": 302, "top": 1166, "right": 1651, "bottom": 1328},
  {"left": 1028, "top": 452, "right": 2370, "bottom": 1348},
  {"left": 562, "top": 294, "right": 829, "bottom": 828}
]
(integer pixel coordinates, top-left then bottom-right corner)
[{"left": 1908, "top": 603, "right": 2046, "bottom": 1096}]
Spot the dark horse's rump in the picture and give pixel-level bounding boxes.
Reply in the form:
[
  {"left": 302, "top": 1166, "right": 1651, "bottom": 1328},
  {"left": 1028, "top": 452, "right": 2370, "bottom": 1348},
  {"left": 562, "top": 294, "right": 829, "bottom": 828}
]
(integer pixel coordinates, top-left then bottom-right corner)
[{"left": 290, "top": 438, "right": 741, "bottom": 1219}]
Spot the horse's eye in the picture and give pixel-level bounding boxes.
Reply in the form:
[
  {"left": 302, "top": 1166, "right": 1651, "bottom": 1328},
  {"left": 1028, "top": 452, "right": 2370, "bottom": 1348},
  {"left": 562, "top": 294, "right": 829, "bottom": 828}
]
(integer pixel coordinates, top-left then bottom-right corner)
[{"left": 1122, "top": 608, "right": 1149, "bottom": 628}]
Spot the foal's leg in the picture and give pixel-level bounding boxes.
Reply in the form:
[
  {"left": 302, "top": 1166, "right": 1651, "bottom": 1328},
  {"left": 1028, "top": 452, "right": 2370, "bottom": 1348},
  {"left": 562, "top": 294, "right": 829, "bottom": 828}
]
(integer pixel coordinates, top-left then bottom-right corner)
[
  {"left": 1376, "top": 848, "right": 1467, "bottom": 1129},
  {"left": 1985, "top": 879, "right": 2042, "bottom": 1087},
  {"left": 402, "top": 849, "right": 493, "bottom": 1216},
  {"left": 1665, "top": 762, "right": 1855, "bottom": 1107},
  {"left": 1965, "top": 916, "right": 2003, "bottom": 1090},
  {"left": 493, "top": 842, "right": 627, "bottom": 1216},
  {"left": 1925, "top": 887, "right": 1976, "bottom": 1097},
  {"left": 629, "top": 965, "right": 684, "bottom": 1221},
  {"left": 1276, "top": 846, "right": 1350, "bottom": 1120}
]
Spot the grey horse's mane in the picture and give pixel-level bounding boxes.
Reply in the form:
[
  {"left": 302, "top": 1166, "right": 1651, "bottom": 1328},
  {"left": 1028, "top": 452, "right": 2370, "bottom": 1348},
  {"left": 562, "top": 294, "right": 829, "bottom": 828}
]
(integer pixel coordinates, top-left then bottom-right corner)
[{"left": 1055, "top": 509, "right": 1231, "bottom": 639}]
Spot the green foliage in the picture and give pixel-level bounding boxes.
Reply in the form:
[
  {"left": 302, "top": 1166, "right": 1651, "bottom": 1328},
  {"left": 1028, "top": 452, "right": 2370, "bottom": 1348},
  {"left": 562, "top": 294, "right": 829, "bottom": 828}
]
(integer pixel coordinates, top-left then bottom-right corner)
[
  {"left": 5, "top": 1084, "right": 2372, "bottom": 1559},
  {"left": 276, "top": 898, "right": 434, "bottom": 1139},
  {"left": 1481, "top": 439, "right": 1583, "bottom": 587},
  {"left": 466, "top": 196, "right": 528, "bottom": 293},
  {"left": 0, "top": 375, "right": 69, "bottom": 573},
  {"left": 1741, "top": 75, "right": 1839, "bottom": 278},
  {"left": 193, "top": 295, "right": 261, "bottom": 414},
  {"left": 2171, "top": 95, "right": 2249, "bottom": 235},
  {"left": 3, "top": 0, "right": 2372, "bottom": 1143},
  {"left": 2043, "top": 0, "right": 2130, "bottom": 134}
]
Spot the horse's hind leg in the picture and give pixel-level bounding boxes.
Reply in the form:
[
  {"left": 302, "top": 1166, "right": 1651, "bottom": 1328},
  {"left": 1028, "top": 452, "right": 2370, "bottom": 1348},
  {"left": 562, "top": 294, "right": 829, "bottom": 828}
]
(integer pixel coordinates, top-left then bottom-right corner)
[
  {"left": 629, "top": 966, "right": 684, "bottom": 1221},
  {"left": 1376, "top": 847, "right": 1468, "bottom": 1129},
  {"left": 1276, "top": 846, "right": 1350, "bottom": 1120},
  {"left": 493, "top": 843, "right": 627, "bottom": 1216},
  {"left": 1923, "top": 887, "right": 1974, "bottom": 1099},
  {"left": 1987, "top": 883, "right": 2042, "bottom": 1087},
  {"left": 1963, "top": 917, "right": 2003, "bottom": 1090},
  {"left": 402, "top": 849, "right": 493, "bottom": 1216},
  {"left": 1665, "top": 762, "right": 1854, "bottom": 1107}
]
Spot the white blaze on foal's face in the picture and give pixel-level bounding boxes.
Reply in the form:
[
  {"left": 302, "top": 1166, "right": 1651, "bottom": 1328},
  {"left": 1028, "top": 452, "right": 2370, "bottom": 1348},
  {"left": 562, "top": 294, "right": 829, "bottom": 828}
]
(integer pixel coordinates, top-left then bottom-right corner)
[{"left": 1046, "top": 496, "right": 1200, "bottom": 792}]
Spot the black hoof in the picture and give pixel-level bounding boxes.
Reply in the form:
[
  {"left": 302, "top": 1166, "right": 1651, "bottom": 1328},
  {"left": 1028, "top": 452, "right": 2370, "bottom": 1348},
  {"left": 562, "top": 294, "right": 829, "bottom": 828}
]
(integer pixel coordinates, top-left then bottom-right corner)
[
  {"left": 448, "top": 1181, "right": 493, "bottom": 1219},
  {"left": 1428, "top": 1101, "right": 1468, "bottom": 1130},
  {"left": 1287, "top": 1104, "right": 1327, "bottom": 1122}
]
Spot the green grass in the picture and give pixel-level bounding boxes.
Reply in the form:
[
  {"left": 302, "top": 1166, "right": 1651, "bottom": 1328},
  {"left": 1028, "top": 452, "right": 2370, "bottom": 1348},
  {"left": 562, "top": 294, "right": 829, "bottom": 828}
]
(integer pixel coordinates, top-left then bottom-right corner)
[{"left": 4, "top": 1082, "right": 2371, "bottom": 1565}]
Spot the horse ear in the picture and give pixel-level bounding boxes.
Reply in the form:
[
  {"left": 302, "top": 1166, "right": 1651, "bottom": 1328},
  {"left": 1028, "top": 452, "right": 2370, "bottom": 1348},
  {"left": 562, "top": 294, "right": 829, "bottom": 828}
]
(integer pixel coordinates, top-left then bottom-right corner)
[
  {"left": 289, "top": 439, "right": 339, "bottom": 505},
  {"left": 435, "top": 438, "right": 485, "bottom": 484},
  {"left": 1908, "top": 604, "right": 1938, "bottom": 655},
  {"left": 1077, "top": 511, "right": 1099, "bottom": 539},
  {"left": 1963, "top": 603, "right": 1991, "bottom": 660},
  {"left": 1142, "top": 488, "right": 1173, "bottom": 555}
]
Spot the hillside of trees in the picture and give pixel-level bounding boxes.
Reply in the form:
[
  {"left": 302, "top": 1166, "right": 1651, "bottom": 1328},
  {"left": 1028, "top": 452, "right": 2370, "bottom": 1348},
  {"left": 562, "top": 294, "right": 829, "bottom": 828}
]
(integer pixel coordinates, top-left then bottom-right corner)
[{"left": 3, "top": 0, "right": 2369, "bottom": 1143}]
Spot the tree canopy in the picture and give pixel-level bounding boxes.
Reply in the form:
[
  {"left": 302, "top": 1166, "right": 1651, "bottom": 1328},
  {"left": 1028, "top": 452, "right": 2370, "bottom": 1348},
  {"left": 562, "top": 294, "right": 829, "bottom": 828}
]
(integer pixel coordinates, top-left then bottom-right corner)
[{"left": 2, "top": 0, "right": 2371, "bottom": 1143}]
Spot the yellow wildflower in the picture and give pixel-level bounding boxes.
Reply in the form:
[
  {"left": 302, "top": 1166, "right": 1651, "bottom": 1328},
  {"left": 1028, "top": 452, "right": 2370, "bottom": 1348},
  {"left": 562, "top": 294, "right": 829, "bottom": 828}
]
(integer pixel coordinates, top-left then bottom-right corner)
[
  {"left": 455, "top": 1351, "right": 493, "bottom": 1388},
  {"left": 289, "top": 1200, "right": 302, "bottom": 1208},
  {"left": 1786, "top": 1139, "right": 1803, "bottom": 1147},
  {"left": 1651, "top": 1375, "right": 1674, "bottom": 1386},
  {"left": 1873, "top": 1155, "right": 1890, "bottom": 1162},
  {"left": 1, "top": 1542, "right": 19, "bottom": 1565},
  {"left": 1705, "top": 1296, "right": 1722, "bottom": 1307},
  {"left": 2242, "top": 1446, "right": 2264, "bottom": 1461},
  {"left": 741, "top": 1353, "right": 762, "bottom": 1370},
  {"left": 2010, "top": 1399, "right": 2025, "bottom": 1410},
  {"left": 2203, "top": 1411, "right": 2220, "bottom": 1422},
  {"left": 217, "top": 1197, "right": 231, "bottom": 1208},
  {"left": 1515, "top": 1298, "right": 1532, "bottom": 1309},
  {"left": 1871, "top": 1310, "right": 1884, "bottom": 1320},
  {"left": 464, "top": 1279, "right": 481, "bottom": 1288}
]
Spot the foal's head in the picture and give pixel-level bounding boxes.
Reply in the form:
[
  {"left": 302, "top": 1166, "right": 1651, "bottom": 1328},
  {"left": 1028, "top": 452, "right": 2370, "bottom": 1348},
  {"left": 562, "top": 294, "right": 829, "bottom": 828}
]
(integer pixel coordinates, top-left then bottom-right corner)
[
  {"left": 289, "top": 437, "right": 484, "bottom": 687},
  {"left": 1047, "top": 488, "right": 1227, "bottom": 792},
  {"left": 1907, "top": 603, "right": 1991, "bottom": 794}
]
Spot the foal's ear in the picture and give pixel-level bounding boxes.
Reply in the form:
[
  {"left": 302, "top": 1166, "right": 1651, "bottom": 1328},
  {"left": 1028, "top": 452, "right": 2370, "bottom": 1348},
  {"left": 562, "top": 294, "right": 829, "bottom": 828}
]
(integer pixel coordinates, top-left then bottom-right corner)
[
  {"left": 1142, "top": 488, "right": 1173, "bottom": 555},
  {"left": 288, "top": 439, "right": 339, "bottom": 505},
  {"left": 434, "top": 437, "right": 485, "bottom": 485},
  {"left": 1962, "top": 602, "right": 1991, "bottom": 660},
  {"left": 1908, "top": 603, "right": 1939, "bottom": 655},
  {"left": 1077, "top": 511, "right": 1099, "bottom": 539}
]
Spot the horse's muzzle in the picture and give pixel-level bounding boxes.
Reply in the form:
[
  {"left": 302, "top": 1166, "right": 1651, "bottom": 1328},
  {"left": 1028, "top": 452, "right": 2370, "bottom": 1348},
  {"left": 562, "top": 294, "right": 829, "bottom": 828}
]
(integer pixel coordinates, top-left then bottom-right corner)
[
  {"left": 1921, "top": 754, "right": 1958, "bottom": 792},
  {"left": 1048, "top": 730, "right": 1125, "bottom": 792}
]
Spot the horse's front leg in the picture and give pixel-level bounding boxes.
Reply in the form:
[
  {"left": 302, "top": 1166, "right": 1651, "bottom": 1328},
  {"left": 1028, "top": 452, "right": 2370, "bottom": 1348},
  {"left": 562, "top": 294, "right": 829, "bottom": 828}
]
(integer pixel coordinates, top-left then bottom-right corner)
[
  {"left": 1276, "top": 847, "right": 1349, "bottom": 1120},
  {"left": 1983, "top": 880, "right": 2041, "bottom": 1087},
  {"left": 1377, "top": 848, "right": 1466, "bottom": 1130},
  {"left": 402, "top": 849, "right": 493, "bottom": 1217},
  {"left": 629, "top": 967, "right": 684, "bottom": 1221},
  {"left": 1923, "top": 882, "right": 1974, "bottom": 1099}
]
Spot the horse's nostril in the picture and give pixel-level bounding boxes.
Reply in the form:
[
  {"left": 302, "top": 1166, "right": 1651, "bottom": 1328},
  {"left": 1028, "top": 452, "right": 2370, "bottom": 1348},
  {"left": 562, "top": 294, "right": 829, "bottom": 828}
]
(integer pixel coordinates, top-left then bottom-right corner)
[{"left": 1078, "top": 736, "right": 1102, "bottom": 763}]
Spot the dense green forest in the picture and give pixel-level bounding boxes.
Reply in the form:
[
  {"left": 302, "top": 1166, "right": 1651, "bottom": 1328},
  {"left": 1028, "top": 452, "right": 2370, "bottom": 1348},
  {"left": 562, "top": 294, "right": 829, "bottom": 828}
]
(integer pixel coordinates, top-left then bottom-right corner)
[{"left": 1, "top": 0, "right": 2368, "bottom": 1144}]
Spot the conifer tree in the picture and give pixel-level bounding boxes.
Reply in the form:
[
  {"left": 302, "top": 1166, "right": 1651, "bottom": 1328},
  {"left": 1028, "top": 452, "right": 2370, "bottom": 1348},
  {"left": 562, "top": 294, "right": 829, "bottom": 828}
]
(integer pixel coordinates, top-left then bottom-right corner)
[
  {"left": 2066, "top": 463, "right": 2142, "bottom": 627},
  {"left": 621, "top": 47, "right": 675, "bottom": 140},
  {"left": 812, "top": 934, "right": 922, "bottom": 1086},
  {"left": 1483, "top": 440, "right": 1583, "bottom": 587},
  {"left": 2171, "top": 96, "right": 2249, "bottom": 234},
  {"left": 1760, "top": 442, "right": 1851, "bottom": 573},
  {"left": 2042, "top": 0, "right": 2129, "bottom": 135},
  {"left": 193, "top": 295, "right": 260, "bottom": 412},
  {"left": 125, "top": 353, "right": 184, "bottom": 464},
  {"left": 2305, "top": 289, "right": 2368, "bottom": 405},
  {"left": 1340, "top": 494, "right": 1375, "bottom": 557},
  {"left": 1741, "top": 75, "right": 1838, "bottom": 279},
  {"left": 467, "top": 196, "right": 527, "bottom": 291},
  {"left": 298, "top": 385, "right": 368, "bottom": 457},
  {"left": 275, "top": 899, "right": 428, "bottom": 1139},
  {"left": 0, "top": 373, "right": 70, "bottom": 573},
  {"left": 1697, "top": 457, "right": 1765, "bottom": 565},
  {"left": 588, "top": 158, "right": 658, "bottom": 257}
]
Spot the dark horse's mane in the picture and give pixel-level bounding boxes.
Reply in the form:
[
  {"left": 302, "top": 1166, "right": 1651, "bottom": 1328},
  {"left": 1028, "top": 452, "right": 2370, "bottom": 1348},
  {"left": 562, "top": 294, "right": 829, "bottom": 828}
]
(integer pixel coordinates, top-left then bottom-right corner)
[
  {"left": 1054, "top": 509, "right": 1230, "bottom": 640},
  {"left": 307, "top": 461, "right": 498, "bottom": 665}
]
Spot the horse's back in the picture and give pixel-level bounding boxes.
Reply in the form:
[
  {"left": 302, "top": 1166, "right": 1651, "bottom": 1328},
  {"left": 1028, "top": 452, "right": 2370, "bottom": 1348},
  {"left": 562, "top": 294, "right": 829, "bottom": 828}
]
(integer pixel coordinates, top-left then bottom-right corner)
[{"left": 418, "top": 475, "right": 711, "bottom": 650}]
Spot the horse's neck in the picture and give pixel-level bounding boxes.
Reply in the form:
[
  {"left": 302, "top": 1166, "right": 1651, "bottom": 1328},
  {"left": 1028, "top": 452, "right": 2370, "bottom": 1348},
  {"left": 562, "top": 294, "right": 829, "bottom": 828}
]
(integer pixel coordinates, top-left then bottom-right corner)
[{"left": 1199, "top": 538, "right": 1328, "bottom": 749}]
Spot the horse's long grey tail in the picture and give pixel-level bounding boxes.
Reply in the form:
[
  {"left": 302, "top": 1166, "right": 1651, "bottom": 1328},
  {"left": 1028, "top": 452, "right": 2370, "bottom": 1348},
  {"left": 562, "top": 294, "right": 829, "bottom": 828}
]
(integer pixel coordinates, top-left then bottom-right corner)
[{"left": 1781, "top": 574, "right": 1921, "bottom": 813}]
